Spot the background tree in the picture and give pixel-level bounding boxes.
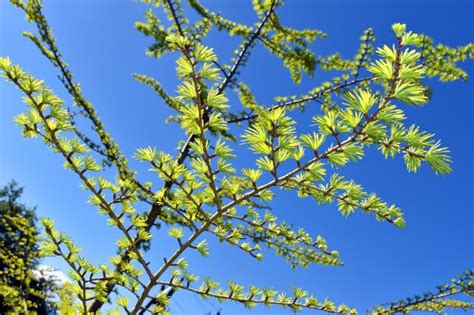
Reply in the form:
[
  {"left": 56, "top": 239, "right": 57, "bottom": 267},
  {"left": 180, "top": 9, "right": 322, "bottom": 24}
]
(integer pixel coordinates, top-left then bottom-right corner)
[
  {"left": 1, "top": 0, "right": 473, "bottom": 314},
  {"left": 0, "top": 181, "right": 56, "bottom": 314},
  {"left": 56, "top": 282, "right": 77, "bottom": 314}
]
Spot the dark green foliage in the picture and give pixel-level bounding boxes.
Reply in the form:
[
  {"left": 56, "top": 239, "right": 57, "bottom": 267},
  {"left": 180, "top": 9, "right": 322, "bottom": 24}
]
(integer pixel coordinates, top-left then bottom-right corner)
[{"left": 0, "top": 181, "right": 56, "bottom": 314}]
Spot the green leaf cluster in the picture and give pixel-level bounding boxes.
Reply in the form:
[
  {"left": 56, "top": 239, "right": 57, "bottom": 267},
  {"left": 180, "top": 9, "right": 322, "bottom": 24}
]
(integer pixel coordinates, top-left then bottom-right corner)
[{"left": 2, "top": 0, "right": 474, "bottom": 313}]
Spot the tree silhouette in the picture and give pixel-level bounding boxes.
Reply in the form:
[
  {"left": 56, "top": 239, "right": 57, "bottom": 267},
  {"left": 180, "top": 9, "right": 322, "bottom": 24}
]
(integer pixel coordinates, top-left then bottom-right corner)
[{"left": 0, "top": 181, "right": 56, "bottom": 314}]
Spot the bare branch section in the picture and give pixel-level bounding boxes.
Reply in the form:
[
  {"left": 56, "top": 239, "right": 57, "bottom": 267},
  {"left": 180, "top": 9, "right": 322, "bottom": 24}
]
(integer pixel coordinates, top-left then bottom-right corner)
[{"left": 2, "top": 1, "right": 474, "bottom": 314}]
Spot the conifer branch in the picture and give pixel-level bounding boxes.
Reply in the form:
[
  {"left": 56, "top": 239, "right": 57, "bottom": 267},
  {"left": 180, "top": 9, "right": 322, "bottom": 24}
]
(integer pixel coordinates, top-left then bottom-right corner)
[
  {"left": 3, "top": 2, "right": 473, "bottom": 313},
  {"left": 353, "top": 29, "right": 375, "bottom": 79},
  {"left": 42, "top": 223, "right": 89, "bottom": 313},
  {"left": 131, "top": 76, "right": 402, "bottom": 312},
  {"left": 8, "top": 72, "right": 154, "bottom": 278},
  {"left": 227, "top": 76, "right": 373, "bottom": 124},
  {"left": 10, "top": 0, "right": 161, "bottom": 204},
  {"left": 212, "top": 215, "right": 341, "bottom": 266},
  {"left": 370, "top": 269, "right": 473, "bottom": 314},
  {"left": 153, "top": 279, "right": 355, "bottom": 314},
  {"left": 12, "top": 2, "right": 127, "bottom": 172},
  {"left": 89, "top": 1, "right": 280, "bottom": 309},
  {"left": 217, "top": 0, "right": 278, "bottom": 93}
]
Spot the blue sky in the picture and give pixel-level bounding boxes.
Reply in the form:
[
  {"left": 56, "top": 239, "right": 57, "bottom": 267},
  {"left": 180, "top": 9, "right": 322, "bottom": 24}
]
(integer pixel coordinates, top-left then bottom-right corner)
[{"left": 1, "top": 0, "right": 473, "bottom": 314}]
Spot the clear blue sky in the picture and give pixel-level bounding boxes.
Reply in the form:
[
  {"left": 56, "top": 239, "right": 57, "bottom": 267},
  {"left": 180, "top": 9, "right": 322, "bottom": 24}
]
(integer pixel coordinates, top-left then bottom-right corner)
[{"left": 1, "top": 0, "right": 473, "bottom": 314}]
